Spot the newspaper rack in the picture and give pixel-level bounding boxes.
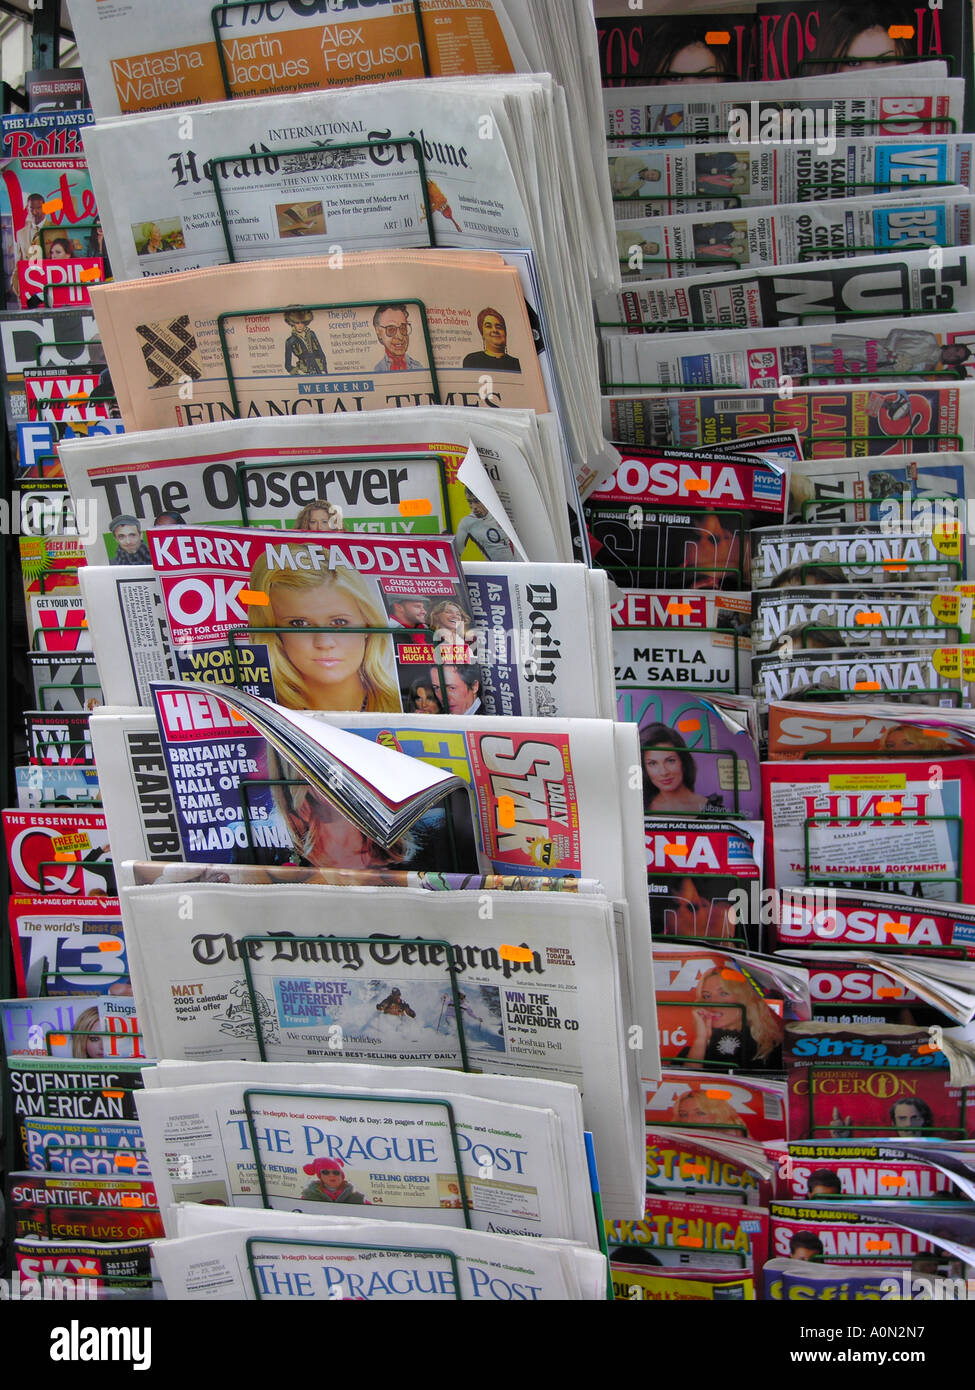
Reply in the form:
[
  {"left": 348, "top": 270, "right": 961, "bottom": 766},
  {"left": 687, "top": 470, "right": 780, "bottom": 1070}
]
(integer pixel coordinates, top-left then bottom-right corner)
[
  {"left": 239, "top": 932, "right": 474, "bottom": 1072},
  {"left": 614, "top": 623, "right": 747, "bottom": 694},
  {"left": 216, "top": 298, "right": 442, "bottom": 417},
  {"left": 212, "top": 139, "right": 439, "bottom": 262},
  {"left": 800, "top": 812, "right": 964, "bottom": 899},
  {"left": 211, "top": 0, "right": 434, "bottom": 97},
  {"left": 233, "top": 452, "right": 453, "bottom": 532},
  {"left": 606, "top": 116, "right": 959, "bottom": 141},
  {"left": 242, "top": 1086, "right": 474, "bottom": 1227},
  {"left": 244, "top": 1235, "right": 464, "bottom": 1301}
]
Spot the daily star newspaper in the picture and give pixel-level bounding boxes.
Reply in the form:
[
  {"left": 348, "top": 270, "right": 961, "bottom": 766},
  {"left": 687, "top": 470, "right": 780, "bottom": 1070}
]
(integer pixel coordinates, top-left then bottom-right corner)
[
  {"left": 613, "top": 190, "right": 974, "bottom": 282},
  {"left": 118, "top": 880, "right": 644, "bottom": 1218},
  {"left": 86, "top": 252, "right": 551, "bottom": 432}
]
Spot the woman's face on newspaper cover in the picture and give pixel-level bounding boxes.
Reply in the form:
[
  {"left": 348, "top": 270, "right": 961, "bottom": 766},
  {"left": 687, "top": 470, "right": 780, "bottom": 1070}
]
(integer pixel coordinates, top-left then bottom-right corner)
[{"left": 274, "top": 583, "right": 368, "bottom": 705}]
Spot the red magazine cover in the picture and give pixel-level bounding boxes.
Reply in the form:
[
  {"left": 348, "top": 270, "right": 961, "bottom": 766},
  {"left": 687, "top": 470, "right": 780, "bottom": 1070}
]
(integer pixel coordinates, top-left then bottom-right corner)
[
  {"left": 607, "top": 1193, "right": 770, "bottom": 1276},
  {"left": 769, "top": 1200, "right": 937, "bottom": 1267},
  {"left": 767, "top": 1141, "right": 959, "bottom": 1202},
  {"left": 645, "top": 1068, "right": 789, "bottom": 1143},
  {"left": 9, "top": 1172, "right": 162, "bottom": 1241},
  {"left": 784, "top": 1021, "right": 974, "bottom": 1140},
  {"left": 2, "top": 808, "right": 113, "bottom": 896},
  {"left": 645, "top": 1129, "right": 772, "bottom": 1208},
  {"left": 773, "top": 887, "right": 975, "bottom": 959}
]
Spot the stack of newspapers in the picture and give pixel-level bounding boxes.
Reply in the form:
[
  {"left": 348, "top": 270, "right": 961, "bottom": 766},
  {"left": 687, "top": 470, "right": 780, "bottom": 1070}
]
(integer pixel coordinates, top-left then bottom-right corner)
[{"left": 591, "top": 0, "right": 975, "bottom": 1303}]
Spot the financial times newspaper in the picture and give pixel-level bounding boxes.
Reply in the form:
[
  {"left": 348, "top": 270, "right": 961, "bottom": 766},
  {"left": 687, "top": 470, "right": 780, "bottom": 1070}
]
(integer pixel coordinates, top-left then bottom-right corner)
[
  {"left": 595, "top": 246, "right": 975, "bottom": 337},
  {"left": 613, "top": 190, "right": 973, "bottom": 282},
  {"left": 119, "top": 881, "right": 644, "bottom": 1216},
  {"left": 608, "top": 136, "right": 975, "bottom": 217}
]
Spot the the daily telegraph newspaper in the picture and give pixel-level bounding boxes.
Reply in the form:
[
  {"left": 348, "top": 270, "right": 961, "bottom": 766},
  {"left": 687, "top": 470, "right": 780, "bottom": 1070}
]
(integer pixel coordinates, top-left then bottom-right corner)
[
  {"left": 154, "top": 1203, "right": 607, "bottom": 1301},
  {"left": 595, "top": 246, "right": 975, "bottom": 338},
  {"left": 8, "top": 893, "right": 126, "bottom": 996},
  {"left": 753, "top": 589, "right": 975, "bottom": 656},
  {"left": 645, "top": 1068, "right": 789, "bottom": 1144},
  {"left": 146, "top": 524, "right": 478, "bottom": 715},
  {"left": 752, "top": 522, "right": 971, "bottom": 588},
  {"left": 607, "top": 136, "right": 975, "bottom": 215},
  {"left": 58, "top": 408, "right": 571, "bottom": 566},
  {"left": 603, "top": 72, "right": 967, "bottom": 141},
  {"left": 586, "top": 446, "right": 788, "bottom": 590},
  {"left": 135, "top": 1078, "right": 581, "bottom": 1241},
  {"left": 772, "top": 886, "right": 975, "bottom": 959},
  {"left": 652, "top": 943, "right": 811, "bottom": 1070},
  {"left": 766, "top": 702, "right": 975, "bottom": 760},
  {"left": 8, "top": 1055, "right": 145, "bottom": 1171},
  {"left": 762, "top": 757, "right": 975, "bottom": 900},
  {"left": 613, "top": 190, "right": 974, "bottom": 282},
  {"left": 143, "top": 1056, "right": 598, "bottom": 1246},
  {"left": 66, "top": 0, "right": 530, "bottom": 112},
  {"left": 2, "top": 808, "right": 113, "bottom": 897},
  {"left": 619, "top": 688, "right": 763, "bottom": 821},
  {"left": 785, "top": 1022, "right": 974, "bottom": 1140},
  {"left": 602, "top": 382, "right": 975, "bottom": 454},
  {"left": 604, "top": 312, "right": 975, "bottom": 394},
  {"left": 786, "top": 450, "right": 975, "bottom": 526},
  {"left": 612, "top": 589, "right": 753, "bottom": 697},
  {"left": 753, "top": 645, "right": 975, "bottom": 709},
  {"left": 119, "top": 881, "right": 645, "bottom": 1218},
  {"left": 86, "top": 252, "right": 551, "bottom": 430}
]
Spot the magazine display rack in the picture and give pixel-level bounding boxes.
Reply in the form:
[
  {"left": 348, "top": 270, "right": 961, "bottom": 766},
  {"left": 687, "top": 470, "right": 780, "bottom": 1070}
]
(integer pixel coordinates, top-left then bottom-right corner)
[
  {"left": 238, "top": 933, "right": 475, "bottom": 1072},
  {"left": 213, "top": 139, "right": 440, "bottom": 259},
  {"left": 217, "top": 298, "right": 443, "bottom": 414},
  {"left": 242, "top": 1086, "right": 475, "bottom": 1227}
]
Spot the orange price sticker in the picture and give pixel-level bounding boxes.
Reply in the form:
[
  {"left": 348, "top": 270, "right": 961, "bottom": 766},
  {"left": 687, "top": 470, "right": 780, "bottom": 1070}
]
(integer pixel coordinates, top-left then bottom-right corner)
[
  {"left": 54, "top": 851, "right": 76, "bottom": 862},
  {"left": 677, "top": 719, "right": 701, "bottom": 733},
  {"left": 101, "top": 1090, "right": 125, "bottom": 1099},
  {"left": 704, "top": 30, "right": 731, "bottom": 44},
  {"left": 76, "top": 1265, "right": 100, "bottom": 1277},
  {"left": 499, "top": 944, "right": 533, "bottom": 963},
  {"left": 497, "top": 795, "right": 516, "bottom": 829},
  {"left": 855, "top": 612, "right": 883, "bottom": 626},
  {"left": 238, "top": 589, "right": 269, "bottom": 607},
  {"left": 721, "top": 970, "right": 745, "bottom": 982},
  {"left": 114, "top": 1153, "right": 137, "bottom": 1169},
  {"left": 864, "top": 1240, "right": 892, "bottom": 1252},
  {"left": 876, "top": 801, "right": 903, "bottom": 814},
  {"left": 918, "top": 1043, "right": 938, "bottom": 1055},
  {"left": 667, "top": 602, "right": 694, "bottom": 616},
  {"left": 398, "top": 498, "right": 433, "bottom": 517},
  {"left": 705, "top": 1090, "right": 732, "bottom": 1101},
  {"left": 880, "top": 1176, "right": 906, "bottom": 1188},
  {"left": 80, "top": 618, "right": 88, "bottom": 628},
  {"left": 883, "top": 561, "right": 909, "bottom": 572},
  {"left": 42, "top": 197, "right": 63, "bottom": 214},
  {"left": 683, "top": 479, "right": 709, "bottom": 493},
  {"left": 48, "top": 1034, "right": 67, "bottom": 1047},
  {"left": 888, "top": 24, "right": 915, "bottom": 39},
  {"left": 877, "top": 987, "right": 903, "bottom": 999},
  {"left": 681, "top": 1164, "right": 707, "bottom": 1178},
  {"left": 98, "top": 940, "right": 123, "bottom": 952},
  {"left": 78, "top": 266, "right": 102, "bottom": 283},
  {"left": 854, "top": 681, "right": 881, "bottom": 691},
  {"left": 665, "top": 844, "right": 688, "bottom": 857},
  {"left": 884, "top": 922, "right": 910, "bottom": 935},
  {"left": 677, "top": 1236, "right": 704, "bottom": 1248},
  {"left": 120, "top": 1194, "right": 144, "bottom": 1208}
]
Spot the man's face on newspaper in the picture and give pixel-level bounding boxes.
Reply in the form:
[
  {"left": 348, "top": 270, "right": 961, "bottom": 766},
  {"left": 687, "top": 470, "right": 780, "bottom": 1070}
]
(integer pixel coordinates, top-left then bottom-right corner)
[{"left": 376, "top": 309, "right": 410, "bottom": 359}]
